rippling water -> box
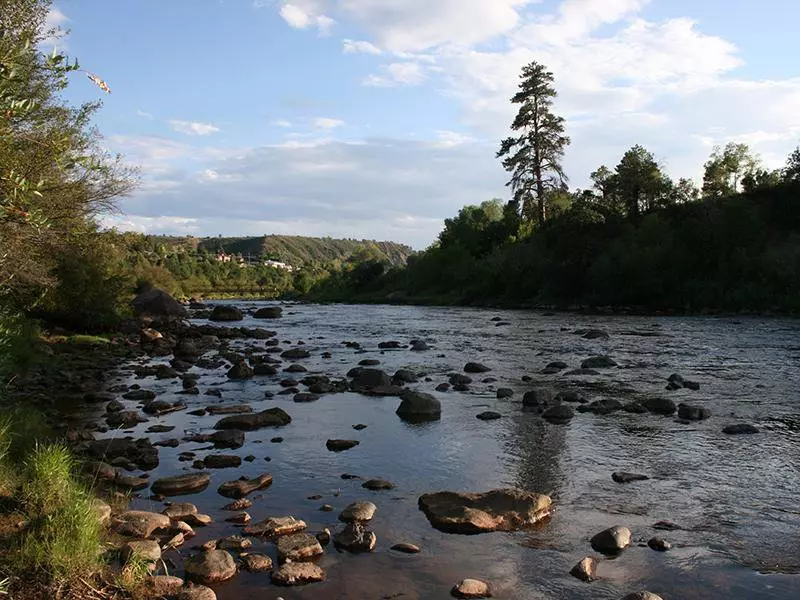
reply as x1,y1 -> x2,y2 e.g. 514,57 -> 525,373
90,303 -> 800,599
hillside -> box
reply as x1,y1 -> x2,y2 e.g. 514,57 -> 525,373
188,235 -> 414,267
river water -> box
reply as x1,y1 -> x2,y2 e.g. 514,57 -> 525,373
93,303 -> 800,599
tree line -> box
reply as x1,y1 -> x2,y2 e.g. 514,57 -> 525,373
308,60 -> 800,312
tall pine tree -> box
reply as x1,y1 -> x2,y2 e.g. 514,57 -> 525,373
497,62 -> 570,226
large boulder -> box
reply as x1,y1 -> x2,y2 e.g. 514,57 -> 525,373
333,522 -> 376,553
209,305 -> 243,322
396,390 -> 441,423
253,306 -> 282,319
131,288 -> 188,318
339,501 -> 377,523
214,407 -> 291,431
418,489 -> 552,534
643,397 -> 676,416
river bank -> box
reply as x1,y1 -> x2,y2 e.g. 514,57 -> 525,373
3,299 -> 800,599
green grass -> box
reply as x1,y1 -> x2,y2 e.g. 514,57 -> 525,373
115,551 -> 152,593
17,444 -> 103,579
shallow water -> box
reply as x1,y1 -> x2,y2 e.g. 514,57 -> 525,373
90,303 -> 800,599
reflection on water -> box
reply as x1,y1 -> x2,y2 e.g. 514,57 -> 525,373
85,303 -> 800,599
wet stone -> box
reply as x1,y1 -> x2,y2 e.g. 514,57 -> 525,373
451,578 -> 492,599
570,556 -> 597,582
271,562 -> 325,586
276,532 -> 324,561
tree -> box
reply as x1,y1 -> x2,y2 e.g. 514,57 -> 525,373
783,146 -> 800,183
438,199 -> 512,257
0,0 -> 135,317
497,61 -> 570,226
669,178 -> 701,204
701,143 -> 760,198
613,145 -> 673,218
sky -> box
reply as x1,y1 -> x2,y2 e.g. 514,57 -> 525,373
50,0 -> 800,248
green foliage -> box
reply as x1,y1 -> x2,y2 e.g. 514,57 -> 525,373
702,143 -> 760,198
497,61 -> 570,225
8,443 -> 103,580
0,309 -> 39,380
784,146 -> 800,183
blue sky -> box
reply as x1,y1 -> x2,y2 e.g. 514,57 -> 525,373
50,0 -> 800,248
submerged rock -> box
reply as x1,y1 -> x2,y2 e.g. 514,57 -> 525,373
643,397 -> 676,416
254,306 -> 282,319
723,423 -> 759,435
326,439 -> 360,452
541,404 -> 574,424
418,489 -> 552,534
464,362 -> 491,373
580,356 -> 617,369
476,411 -> 502,421
271,562 -> 325,586
612,472 -> 649,484
218,474 -> 273,498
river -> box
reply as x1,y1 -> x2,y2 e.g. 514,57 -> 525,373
89,302 -> 800,599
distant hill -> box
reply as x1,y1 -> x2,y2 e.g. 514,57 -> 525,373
151,234 -> 415,267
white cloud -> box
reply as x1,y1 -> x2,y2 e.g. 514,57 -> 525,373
342,39 -> 382,55
136,110 -> 154,120
313,117 -> 345,129
101,215 -> 200,234
271,119 -> 293,128
278,1 -> 336,34
434,130 -> 474,148
339,0 -> 536,52
363,61 -> 426,87
168,120 -> 221,136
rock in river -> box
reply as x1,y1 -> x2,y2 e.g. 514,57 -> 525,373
203,454 -> 242,469
647,536 -> 672,551
253,306 -> 282,319
418,489 -> 552,534
276,532 -> 324,561
326,439 -> 360,452
643,397 -> 676,416
218,474 -> 273,498
214,407 -> 291,431
114,511 -> 171,538
464,362 -> 491,373
590,525 -> 631,554
723,423 -> 759,435
541,404 -> 574,424
580,356 -> 618,369
209,305 -> 243,321
244,515 -> 307,537
184,549 -> 237,584
151,473 -> 211,496
339,501 -> 377,523
677,403 -> 711,420
333,522 -> 376,553
476,411 -> 502,421
271,562 -> 325,586
177,585 -> 217,600
362,479 -> 395,490
241,553 -> 273,572
612,472 -> 649,484
396,390 -> 441,423
622,593 -> 664,600
451,578 -> 492,598
570,556 -> 597,582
